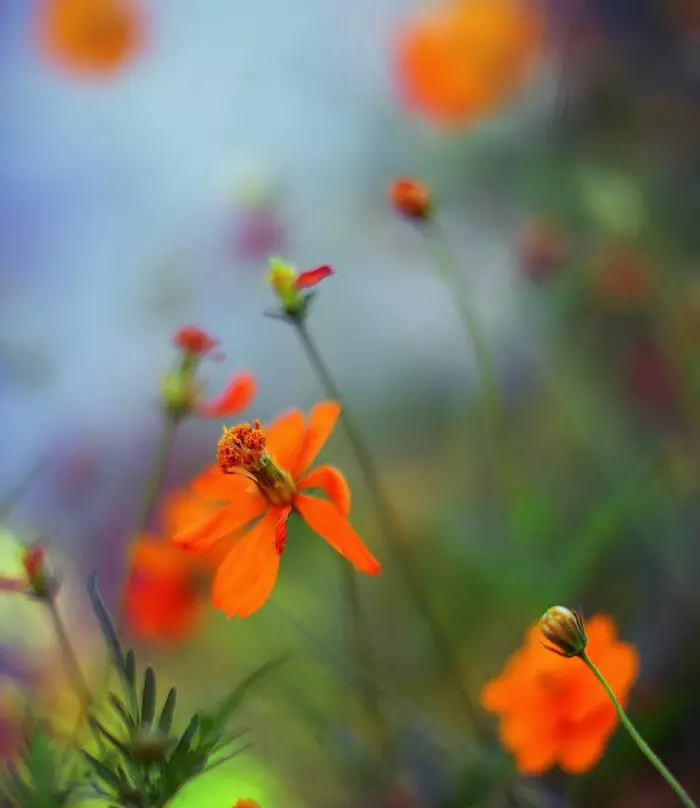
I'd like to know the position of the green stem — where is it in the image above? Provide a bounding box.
[115,412,179,631]
[338,559,392,762]
[581,652,697,808]
[46,597,103,751]
[91,413,179,733]
[420,220,503,431]
[293,319,480,729]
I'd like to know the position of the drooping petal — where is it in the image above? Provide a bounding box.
[196,373,257,418]
[294,494,380,574]
[212,510,281,618]
[293,402,341,478]
[172,495,267,554]
[297,465,351,515]
[265,409,306,471]
[295,265,334,290]
[190,465,259,502]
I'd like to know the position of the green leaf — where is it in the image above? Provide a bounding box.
[82,751,124,792]
[169,715,199,765]
[141,667,157,727]
[208,655,288,735]
[24,728,58,792]
[158,687,177,735]
[108,693,136,730]
[125,650,136,691]
[87,574,129,686]
[88,718,130,757]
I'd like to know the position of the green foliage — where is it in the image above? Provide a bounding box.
[82,573,286,808]
[0,723,85,808]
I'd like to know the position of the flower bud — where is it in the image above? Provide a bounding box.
[266,258,333,319]
[388,177,432,221]
[233,800,261,808]
[540,606,587,658]
[128,726,173,762]
[22,544,57,600]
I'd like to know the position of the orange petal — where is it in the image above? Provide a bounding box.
[558,707,617,774]
[297,465,351,515]
[293,402,341,477]
[196,373,257,418]
[513,733,558,776]
[211,510,281,618]
[190,465,258,502]
[172,495,266,554]
[295,265,334,290]
[265,409,306,471]
[294,494,380,574]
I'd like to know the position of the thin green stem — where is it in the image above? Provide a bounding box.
[45,597,103,751]
[338,559,392,762]
[420,220,503,430]
[89,413,179,741]
[581,651,697,808]
[293,319,480,729]
[115,412,178,631]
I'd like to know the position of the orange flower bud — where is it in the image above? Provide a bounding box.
[388,177,432,221]
[173,326,218,358]
[22,543,56,600]
[540,606,588,658]
[233,800,260,808]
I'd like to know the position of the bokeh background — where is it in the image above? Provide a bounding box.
[3,0,700,805]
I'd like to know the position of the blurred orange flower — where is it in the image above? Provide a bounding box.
[481,614,639,775]
[36,0,145,77]
[589,243,654,310]
[395,0,543,127]
[172,402,381,618]
[125,492,219,643]
[233,801,260,808]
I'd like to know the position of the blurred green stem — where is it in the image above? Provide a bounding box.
[91,413,178,731]
[420,220,503,432]
[115,412,178,630]
[293,319,480,730]
[581,652,697,808]
[46,596,103,750]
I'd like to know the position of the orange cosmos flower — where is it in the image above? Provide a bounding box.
[36,0,145,77]
[124,492,217,642]
[481,614,639,775]
[395,0,543,127]
[173,402,381,618]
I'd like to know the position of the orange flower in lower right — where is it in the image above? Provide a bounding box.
[480,614,639,775]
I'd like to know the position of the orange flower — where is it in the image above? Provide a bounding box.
[172,402,381,618]
[36,0,145,77]
[233,801,260,808]
[395,0,543,127]
[124,492,217,643]
[481,614,639,775]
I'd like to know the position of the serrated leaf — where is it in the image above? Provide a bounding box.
[87,574,131,695]
[158,687,177,735]
[82,751,124,791]
[208,655,287,735]
[141,667,157,727]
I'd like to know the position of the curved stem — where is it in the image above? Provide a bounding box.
[581,652,697,808]
[293,319,480,729]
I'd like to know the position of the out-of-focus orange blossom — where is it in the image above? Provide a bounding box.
[481,614,639,774]
[35,0,145,77]
[394,0,544,127]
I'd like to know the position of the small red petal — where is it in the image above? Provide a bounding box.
[197,373,257,418]
[173,326,219,357]
[24,546,46,577]
[274,507,292,555]
[295,265,334,290]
